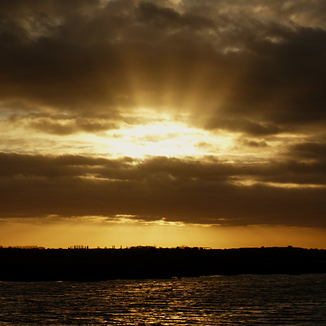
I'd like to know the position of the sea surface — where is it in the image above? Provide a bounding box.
[0,274,326,325]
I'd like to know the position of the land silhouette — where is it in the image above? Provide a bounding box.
[0,246,325,281]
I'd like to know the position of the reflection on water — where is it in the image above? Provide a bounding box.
[0,274,326,325]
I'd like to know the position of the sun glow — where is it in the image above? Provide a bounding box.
[107,121,205,158]
[96,110,239,159]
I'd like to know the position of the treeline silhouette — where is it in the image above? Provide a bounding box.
[0,246,325,281]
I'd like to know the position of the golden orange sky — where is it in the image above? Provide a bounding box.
[0,0,326,248]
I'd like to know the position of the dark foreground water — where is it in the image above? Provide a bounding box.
[1,274,326,325]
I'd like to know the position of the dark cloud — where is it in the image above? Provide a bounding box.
[0,152,325,227]
[239,139,269,148]
[137,1,215,30]
[8,112,121,135]
[205,118,282,136]
[288,141,326,162]
[30,116,119,135]
[0,0,325,135]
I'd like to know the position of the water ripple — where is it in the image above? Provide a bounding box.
[0,274,326,325]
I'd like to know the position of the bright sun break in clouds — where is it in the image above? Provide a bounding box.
[103,111,236,159]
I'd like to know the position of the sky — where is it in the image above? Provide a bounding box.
[0,0,326,249]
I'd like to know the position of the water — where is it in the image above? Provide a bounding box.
[1,274,326,325]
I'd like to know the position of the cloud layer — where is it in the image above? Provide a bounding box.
[0,152,325,227]
[0,0,326,228]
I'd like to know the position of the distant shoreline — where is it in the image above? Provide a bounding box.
[1,246,326,281]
